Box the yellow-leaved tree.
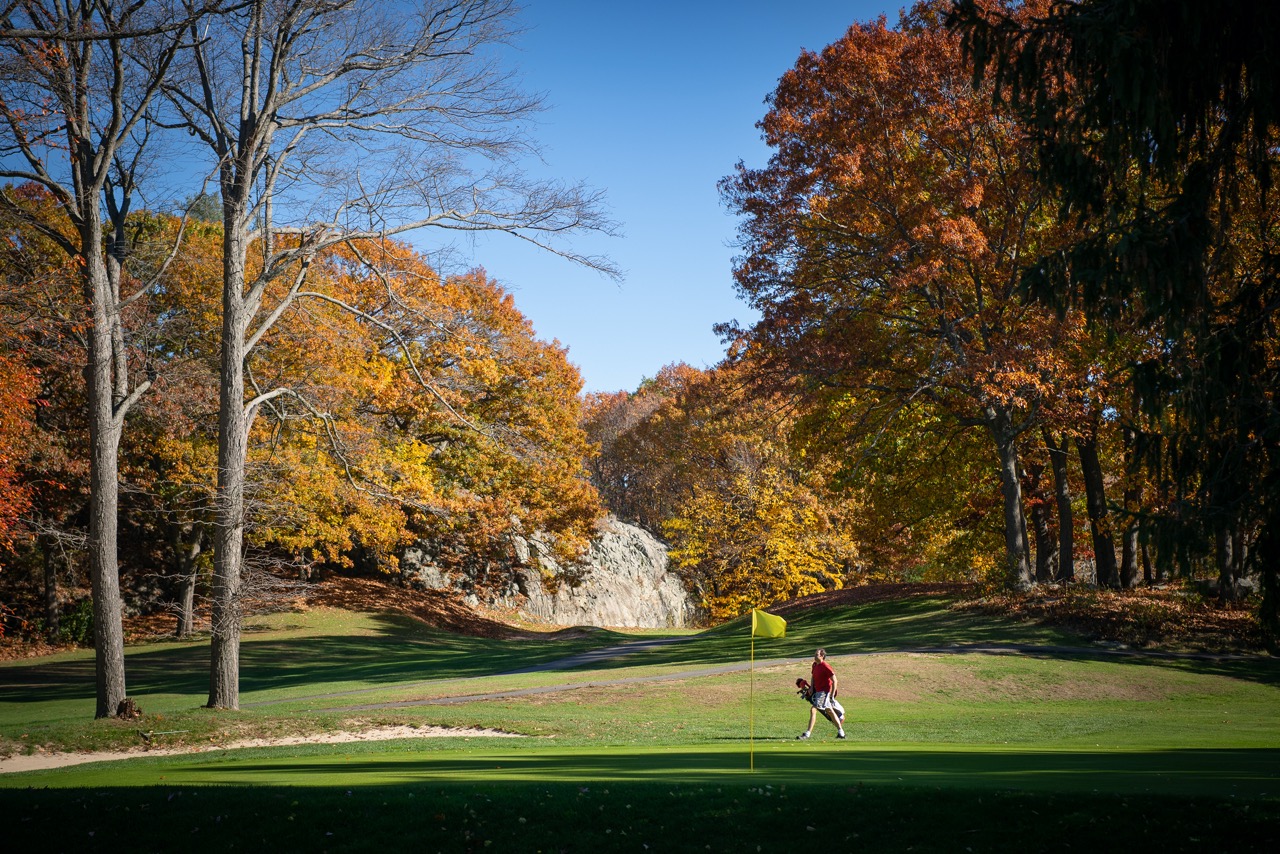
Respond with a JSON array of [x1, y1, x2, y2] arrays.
[[586, 361, 858, 619], [149, 223, 600, 598]]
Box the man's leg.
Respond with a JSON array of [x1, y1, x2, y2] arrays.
[[830, 697, 846, 725], [799, 706, 818, 738], [820, 698, 846, 737]]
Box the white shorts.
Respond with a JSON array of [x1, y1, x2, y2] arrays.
[[812, 692, 845, 718]]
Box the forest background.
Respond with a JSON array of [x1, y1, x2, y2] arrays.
[[1, 0, 1276, 720]]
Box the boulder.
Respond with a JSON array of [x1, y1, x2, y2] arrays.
[[400, 518, 702, 628]]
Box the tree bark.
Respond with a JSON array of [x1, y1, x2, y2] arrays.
[[1077, 427, 1118, 588], [1216, 515, 1243, 604], [42, 536, 60, 638], [1120, 517, 1140, 588], [989, 407, 1033, 590], [173, 523, 204, 638], [208, 228, 249, 709], [1025, 462, 1056, 583], [1118, 424, 1141, 588], [1044, 430, 1074, 582], [83, 238, 129, 718]]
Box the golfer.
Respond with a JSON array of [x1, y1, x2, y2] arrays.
[[798, 648, 845, 740]]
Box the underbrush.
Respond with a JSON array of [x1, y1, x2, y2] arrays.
[[955, 585, 1263, 652]]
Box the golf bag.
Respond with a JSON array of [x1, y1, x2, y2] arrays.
[[795, 677, 845, 722]]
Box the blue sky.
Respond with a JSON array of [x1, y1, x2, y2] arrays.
[[429, 1, 902, 393]]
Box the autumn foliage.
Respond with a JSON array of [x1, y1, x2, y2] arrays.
[[0, 197, 602, 631], [584, 362, 861, 619], [583, 2, 1268, 629], [3, 0, 1272, 643], [0, 350, 36, 546]]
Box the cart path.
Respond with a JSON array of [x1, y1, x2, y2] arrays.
[[256, 639, 1262, 714]]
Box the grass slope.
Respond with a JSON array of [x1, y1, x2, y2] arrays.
[[3, 591, 1279, 851]]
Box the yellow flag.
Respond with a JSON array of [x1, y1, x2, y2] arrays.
[[751, 608, 786, 638]]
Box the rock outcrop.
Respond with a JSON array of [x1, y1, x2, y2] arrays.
[[400, 518, 702, 628]]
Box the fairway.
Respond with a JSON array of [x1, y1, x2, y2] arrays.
[[3, 595, 1279, 850], [15, 741, 1279, 800]]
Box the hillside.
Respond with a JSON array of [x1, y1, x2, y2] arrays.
[[1, 575, 1265, 665]]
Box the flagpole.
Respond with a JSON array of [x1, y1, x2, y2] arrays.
[[750, 627, 755, 771], [748, 608, 784, 772]]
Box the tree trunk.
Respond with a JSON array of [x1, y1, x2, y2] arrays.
[[174, 524, 204, 638], [989, 407, 1033, 590], [42, 536, 60, 638], [208, 228, 249, 710], [1118, 423, 1141, 588], [1261, 511, 1280, 653], [1216, 515, 1244, 604], [1025, 462, 1055, 583], [1077, 428, 1118, 588], [1119, 497, 1140, 588], [83, 242, 128, 718], [1044, 430, 1074, 582], [1233, 527, 1248, 585]]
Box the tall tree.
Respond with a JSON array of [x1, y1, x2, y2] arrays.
[[720, 3, 1075, 590], [951, 0, 1280, 644], [0, 3, 222, 715], [167, 0, 613, 707]]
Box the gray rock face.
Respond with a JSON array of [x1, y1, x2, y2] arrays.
[[400, 518, 702, 628]]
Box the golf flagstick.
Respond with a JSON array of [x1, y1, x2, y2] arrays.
[[748, 608, 786, 771]]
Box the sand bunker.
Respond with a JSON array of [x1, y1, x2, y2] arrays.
[[0, 724, 521, 774]]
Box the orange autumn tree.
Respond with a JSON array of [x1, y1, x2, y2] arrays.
[[721, 2, 1077, 589], [259, 241, 602, 582], [0, 349, 36, 547], [0, 186, 98, 639], [154, 228, 600, 589]]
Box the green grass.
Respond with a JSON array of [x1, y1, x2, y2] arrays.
[[3, 593, 1279, 850], [8, 780, 1275, 853], [0, 609, 636, 749]]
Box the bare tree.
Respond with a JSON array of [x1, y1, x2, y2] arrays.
[[0, 0, 228, 717], [163, 0, 615, 709]]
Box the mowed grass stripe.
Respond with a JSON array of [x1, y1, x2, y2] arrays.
[[6, 742, 1277, 799]]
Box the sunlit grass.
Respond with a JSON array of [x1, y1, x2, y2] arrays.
[[2, 592, 1279, 849]]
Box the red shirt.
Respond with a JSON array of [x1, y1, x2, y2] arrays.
[[811, 660, 835, 693]]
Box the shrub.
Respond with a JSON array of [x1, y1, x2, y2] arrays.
[[58, 598, 94, 646]]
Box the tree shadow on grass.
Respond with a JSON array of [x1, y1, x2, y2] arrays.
[[6, 770, 1278, 853], [978, 644, 1280, 688], [0, 614, 630, 707], [96, 746, 1280, 801], [640, 599, 1075, 668], [556, 599, 1280, 690]]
